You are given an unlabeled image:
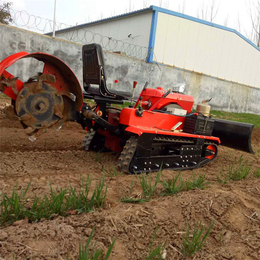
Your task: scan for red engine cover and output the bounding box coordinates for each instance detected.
[141,87,194,112]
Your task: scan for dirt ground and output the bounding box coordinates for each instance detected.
[0,98,260,260]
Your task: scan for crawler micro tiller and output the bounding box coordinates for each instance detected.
[0,44,254,174]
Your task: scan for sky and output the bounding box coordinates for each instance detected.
[1,0,258,43]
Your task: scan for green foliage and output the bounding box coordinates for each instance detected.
[146,226,166,260]
[182,221,214,257]
[211,110,260,127]
[79,229,115,260]
[254,168,260,178]
[121,171,209,204]
[161,173,209,196]
[0,2,12,24]
[218,156,250,183]
[0,176,107,225]
[0,182,31,224]
[160,172,184,196]
[139,170,162,198]
[120,180,148,204]
[184,174,209,191]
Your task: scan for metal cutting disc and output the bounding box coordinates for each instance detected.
[15,80,64,129]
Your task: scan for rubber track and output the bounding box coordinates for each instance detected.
[118,136,138,174]
[118,135,218,174]
[82,131,96,151]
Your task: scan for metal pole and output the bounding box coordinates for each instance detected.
[53,0,57,37]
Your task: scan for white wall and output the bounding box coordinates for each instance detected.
[154,13,260,89]
[56,12,153,48]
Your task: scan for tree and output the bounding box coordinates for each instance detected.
[196,0,219,22]
[248,0,260,47]
[0,2,12,24]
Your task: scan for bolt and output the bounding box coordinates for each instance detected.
[39,102,45,110]
[165,163,170,167]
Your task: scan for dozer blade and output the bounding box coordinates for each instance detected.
[212,119,254,154]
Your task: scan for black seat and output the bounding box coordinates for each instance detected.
[82,44,130,101]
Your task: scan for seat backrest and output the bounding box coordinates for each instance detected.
[82,43,106,88]
[82,44,128,101]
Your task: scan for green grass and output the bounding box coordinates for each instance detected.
[121,172,209,204]
[139,170,162,198]
[211,110,260,127]
[160,173,209,196]
[254,168,260,178]
[184,174,209,190]
[145,226,166,260]
[78,228,115,260]
[218,156,251,184]
[160,172,184,196]
[182,221,214,257]
[120,180,149,204]
[0,176,107,225]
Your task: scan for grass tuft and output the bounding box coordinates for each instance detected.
[146,226,166,260]
[139,170,162,198]
[182,221,214,257]
[120,180,148,204]
[160,172,184,196]
[161,173,209,196]
[0,176,107,225]
[218,156,250,183]
[254,168,260,178]
[185,174,209,191]
[78,228,115,260]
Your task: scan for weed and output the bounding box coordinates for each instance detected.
[0,176,107,225]
[146,245,166,260]
[218,156,250,183]
[146,226,166,260]
[185,174,209,190]
[218,168,229,184]
[139,170,162,198]
[120,181,148,204]
[182,221,214,257]
[160,172,184,196]
[254,168,260,178]
[161,173,209,196]
[0,183,31,225]
[79,228,115,260]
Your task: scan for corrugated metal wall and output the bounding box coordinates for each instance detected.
[56,12,152,48]
[154,13,260,89]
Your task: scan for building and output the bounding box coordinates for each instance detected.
[53,5,260,90]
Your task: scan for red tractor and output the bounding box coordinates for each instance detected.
[0,44,255,174]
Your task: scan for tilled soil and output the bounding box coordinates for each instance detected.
[0,98,260,260]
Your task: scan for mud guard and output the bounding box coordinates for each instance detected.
[0,52,83,111]
[212,119,254,154]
